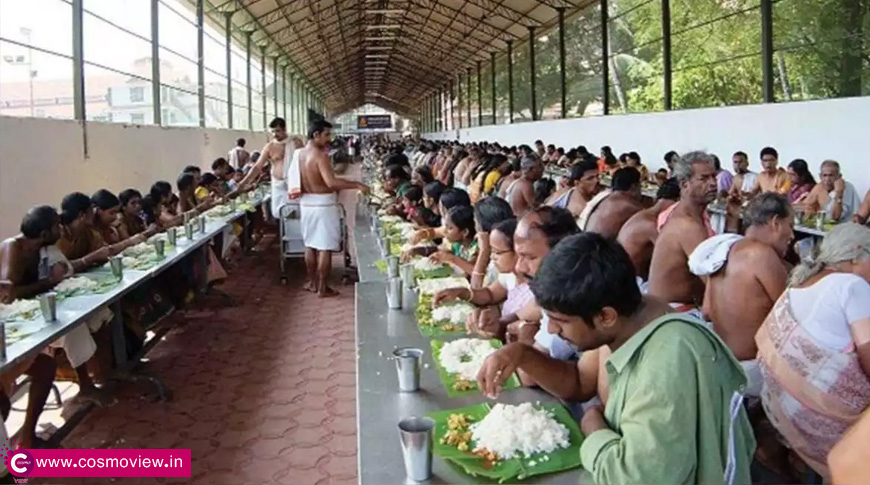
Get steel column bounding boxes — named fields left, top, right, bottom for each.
left=288, top=73, right=295, bottom=133
left=272, top=57, right=279, bottom=119
left=225, top=14, right=233, bottom=127
left=281, top=66, right=287, bottom=120
left=260, top=48, right=267, bottom=128
left=466, top=67, right=472, bottom=128
left=662, top=0, right=672, bottom=110
left=151, top=0, right=161, bottom=125
left=72, top=0, right=85, bottom=120
left=491, top=52, right=496, bottom=125
left=477, top=61, right=483, bottom=126
left=558, top=8, right=566, bottom=118
left=601, top=0, right=610, bottom=115
left=246, top=34, right=253, bottom=130
left=760, top=0, right=774, bottom=102
left=529, top=26, right=537, bottom=121
left=196, top=0, right=205, bottom=127
left=507, top=40, right=514, bottom=123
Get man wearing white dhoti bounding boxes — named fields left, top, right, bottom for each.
left=228, top=138, right=249, bottom=170
left=233, top=117, right=303, bottom=216
left=292, top=120, right=369, bottom=297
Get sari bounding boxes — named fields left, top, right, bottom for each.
left=755, top=293, right=870, bottom=478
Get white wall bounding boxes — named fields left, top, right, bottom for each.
left=425, top=96, right=870, bottom=195
left=0, top=116, right=270, bottom=237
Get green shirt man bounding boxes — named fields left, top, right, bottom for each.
left=580, top=315, right=756, bottom=485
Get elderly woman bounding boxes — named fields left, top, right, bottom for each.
left=756, top=223, right=870, bottom=480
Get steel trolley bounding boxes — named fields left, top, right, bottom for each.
left=278, top=202, right=352, bottom=285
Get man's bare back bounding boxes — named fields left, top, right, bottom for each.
left=648, top=208, right=710, bottom=305
left=617, top=207, right=660, bottom=280
left=509, top=179, right=534, bottom=217
left=584, top=193, right=644, bottom=239
left=298, top=144, right=333, bottom=195
left=703, top=239, right=787, bottom=360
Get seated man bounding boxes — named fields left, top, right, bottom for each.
left=478, top=233, right=755, bottom=484
left=506, top=157, right=543, bottom=218
left=853, top=188, right=870, bottom=225
left=797, top=160, right=862, bottom=223
left=617, top=178, right=680, bottom=285
left=545, top=160, right=599, bottom=218
left=750, top=146, right=790, bottom=196
left=648, top=151, right=718, bottom=319
left=582, top=167, right=646, bottom=238
left=728, top=151, right=758, bottom=201
left=2, top=206, right=113, bottom=416
left=210, top=157, right=232, bottom=195
left=689, top=193, right=793, bottom=397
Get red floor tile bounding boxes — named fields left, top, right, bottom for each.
left=46, top=170, right=361, bottom=485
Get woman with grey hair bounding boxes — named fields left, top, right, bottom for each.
left=755, top=223, right=870, bottom=479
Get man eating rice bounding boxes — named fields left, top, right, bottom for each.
left=477, top=233, right=755, bottom=485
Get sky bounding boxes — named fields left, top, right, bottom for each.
left=0, top=0, right=256, bottom=84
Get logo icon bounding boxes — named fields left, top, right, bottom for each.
left=4, top=439, right=34, bottom=478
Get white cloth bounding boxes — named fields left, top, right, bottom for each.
left=47, top=306, right=112, bottom=368
left=635, top=276, right=649, bottom=294
left=740, top=359, right=763, bottom=397
left=300, top=193, right=341, bottom=251
left=688, top=234, right=744, bottom=277
left=534, top=311, right=581, bottom=361
left=271, top=178, right=289, bottom=217
left=228, top=146, right=247, bottom=169
left=576, top=190, right=611, bottom=231
left=668, top=302, right=712, bottom=330
left=740, top=172, right=757, bottom=193
left=786, top=272, right=870, bottom=351
left=825, top=180, right=862, bottom=222
left=38, top=245, right=74, bottom=280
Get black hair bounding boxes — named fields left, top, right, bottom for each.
left=473, top=197, right=514, bottom=232
left=664, top=151, right=679, bottom=164
left=745, top=192, right=792, bottom=227
left=788, top=159, right=816, bottom=186
left=490, top=218, right=518, bottom=246
left=656, top=177, right=681, bottom=201
left=440, top=188, right=471, bottom=211
left=733, top=151, right=748, bottom=160
left=557, top=147, right=565, bottom=155
left=417, top=207, right=441, bottom=228
left=611, top=167, right=641, bottom=192
left=60, top=192, right=93, bottom=225
left=446, top=205, right=476, bottom=240
left=404, top=186, right=423, bottom=204
left=577, top=145, right=589, bottom=155
left=236, top=138, right=246, bottom=147
left=183, top=165, right=201, bottom=174
left=531, top=233, right=642, bottom=324
left=570, top=159, right=598, bottom=180
left=535, top=140, right=544, bottom=146
left=150, top=181, right=172, bottom=202
left=534, top=178, right=556, bottom=205
left=119, top=189, right=142, bottom=207
left=211, top=158, right=229, bottom=171
left=91, top=189, right=120, bottom=210
left=618, top=153, right=629, bottom=164
left=308, top=119, right=332, bottom=139
left=413, top=165, right=434, bottom=185
left=760, top=146, right=779, bottom=160
left=712, top=155, right=722, bottom=171
left=140, top=194, right=160, bottom=225
left=199, top=172, right=218, bottom=187
left=387, top=153, right=410, bottom=168
left=601, top=146, right=613, bottom=155
left=424, top=181, right=445, bottom=204
left=628, top=151, right=640, bottom=162
left=269, top=117, right=286, bottom=130
left=547, top=144, right=556, bottom=151
left=528, top=206, right=579, bottom=248
left=385, top=164, right=410, bottom=181
left=21, top=205, right=59, bottom=239
left=177, top=173, right=196, bottom=192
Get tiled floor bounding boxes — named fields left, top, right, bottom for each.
left=39, top=171, right=362, bottom=485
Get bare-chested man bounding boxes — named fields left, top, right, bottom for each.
left=648, top=151, right=718, bottom=318
left=617, top=178, right=680, bottom=283
left=297, top=119, right=369, bottom=297
left=689, top=193, right=792, bottom=396
left=750, top=146, right=789, bottom=196
left=583, top=167, right=646, bottom=238
left=507, top=156, right=543, bottom=218
left=235, top=117, right=304, bottom=216
left=546, top=160, right=599, bottom=217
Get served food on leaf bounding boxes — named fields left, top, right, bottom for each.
left=0, top=299, right=41, bottom=323
left=430, top=339, right=521, bottom=396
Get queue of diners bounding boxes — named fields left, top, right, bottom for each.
left=359, top=137, right=870, bottom=484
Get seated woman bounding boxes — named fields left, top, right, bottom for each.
left=411, top=165, right=434, bottom=188
left=195, top=173, right=222, bottom=202
left=787, top=158, right=816, bottom=205
left=91, top=189, right=155, bottom=251
left=117, top=189, right=152, bottom=239
left=756, top=223, right=870, bottom=480
left=428, top=205, right=478, bottom=277
left=402, top=186, right=425, bottom=225
left=470, top=196, right=515, bottom=289
left=409, top=187, right=470, bottom=246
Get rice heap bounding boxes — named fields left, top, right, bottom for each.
left=0, top=299, right=40, bottom=322
left=412, top=257, right=442, bottom=271
left=439, top=338, right=496, bottom=380
left=124, top=242, right=154, bottom=257
left=54, top=276, right=97, bottom=294
left=470, top=403, right=571, bottom=460
left=432, top=304, right=474, bottom=326
left=417, top=277, right=469, bottom=295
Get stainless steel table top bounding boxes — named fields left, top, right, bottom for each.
left=354, top=207, right=385, bottom=284
left=355, top=281, right=593, bottom=484
left=0, top=195, right=269, bottom=373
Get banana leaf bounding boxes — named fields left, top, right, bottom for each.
left=56, top=275, right=121, bottom=300
left=428, top=402, right=585, bottom=483
left=415, top=294, right=468, bottom=338
left=430, top=339, right=521, bottom=397
left=374, top=260, right=388, bottom=274
left=414, top=265, right=454, bottom=280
